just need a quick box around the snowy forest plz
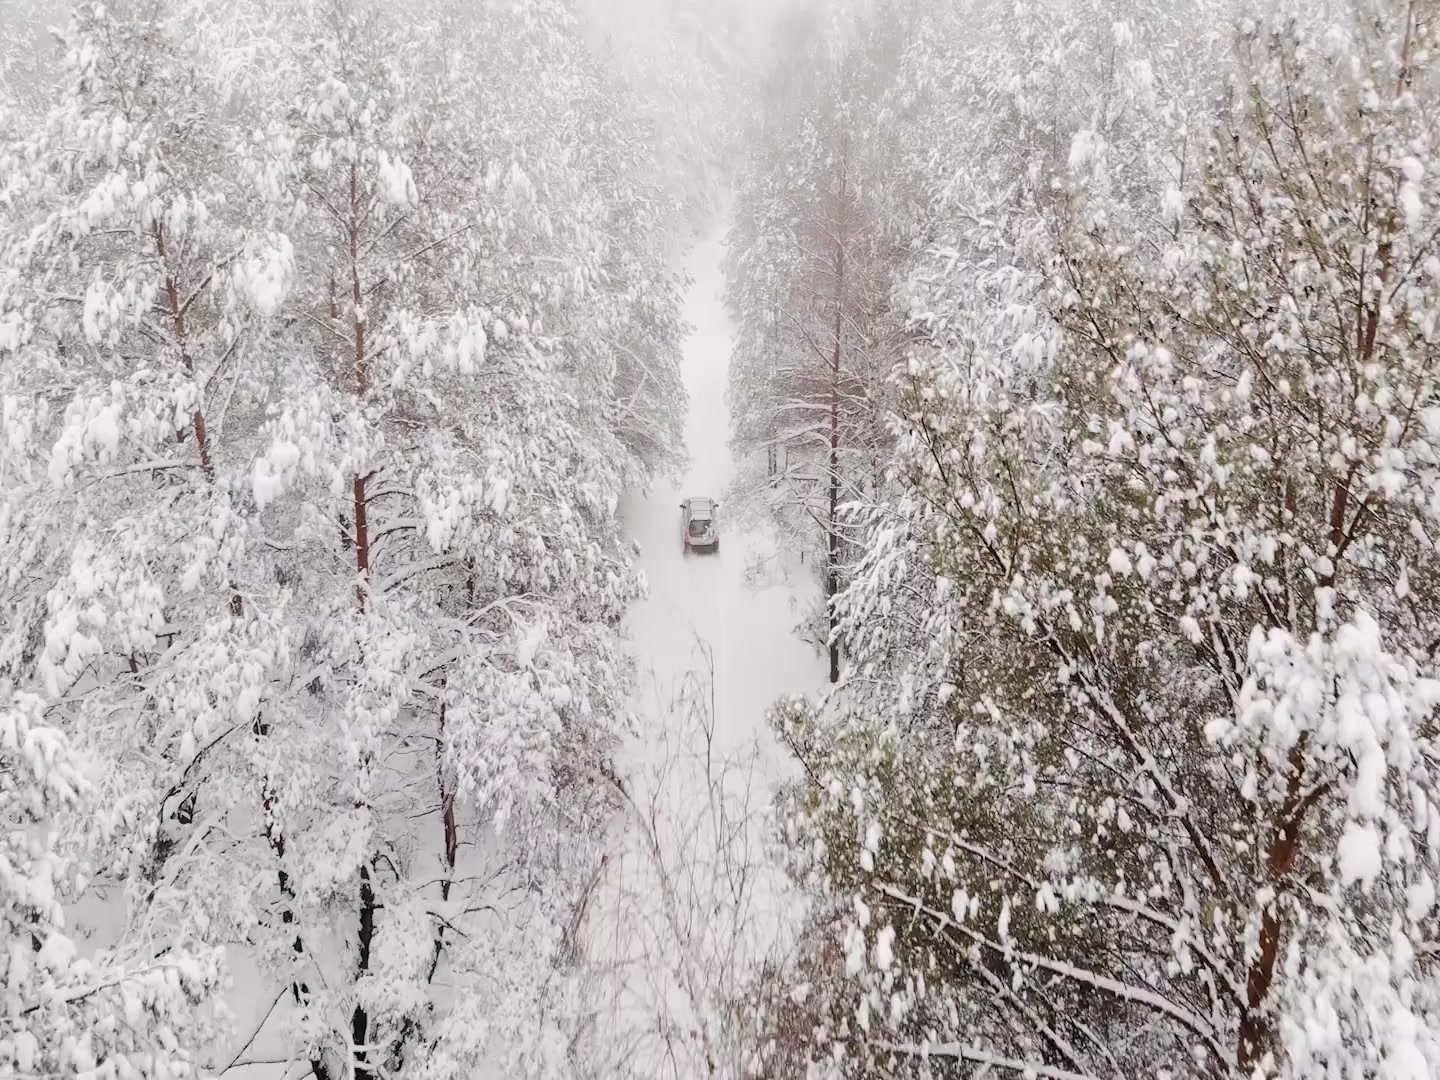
[3,0,1439,1077]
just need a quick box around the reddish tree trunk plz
[1237,737,1315,1070]
[155,225,216,484]
[353,474,370,610]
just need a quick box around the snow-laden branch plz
[866,1040,1098,1080]
[873,882,1228,1063]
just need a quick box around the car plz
[680,496,720,553]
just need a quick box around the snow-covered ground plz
[580,223,828,1076]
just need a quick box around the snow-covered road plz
[617,225,826,749]
[582,222,827,1076]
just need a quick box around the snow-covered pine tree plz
[1,1,281,1073]
[0,0,68,126]
[769,0,1440,1076]
[3,0,690,1075]
[830,0,1233,727]
[238,0,680,1072]
[0,688,225,1078]
[725,10,903,681]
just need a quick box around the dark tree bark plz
[825,127,849,686]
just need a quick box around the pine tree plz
[2,1,691,1075]
[725,12,903,681]
[768,1,1440,1076]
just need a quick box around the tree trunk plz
[352,474,370,610]
[826,129,848,686]
[1237,736,1319,1070]
[159,227,296,1023]
[155,224,216,483]
[351,863,376,1080]
[158,218,236,617]
[827,317,841,685]
[428,699,459,983]
[253,716,335,1080]
[344,157,377,1080]
[350,160,371,612]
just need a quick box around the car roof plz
[686,496,713,514]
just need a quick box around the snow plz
[1107,546,1133,576]
[251,439,300,509]
[514,615,547,668]
[85,403,121,461]
[0,312,23,352]
[445,313,487,374]
[614,224,825,755]
[583,221,827,1073]
[233,234,294,317]
[1400,181,1423,229]
[874,925,895,971]
[376,149,418,208]
[1069,128,1098,171]
[1157,184,1180,226]
[1338,822,1382,886]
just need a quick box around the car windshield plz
[688,517,711,537]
